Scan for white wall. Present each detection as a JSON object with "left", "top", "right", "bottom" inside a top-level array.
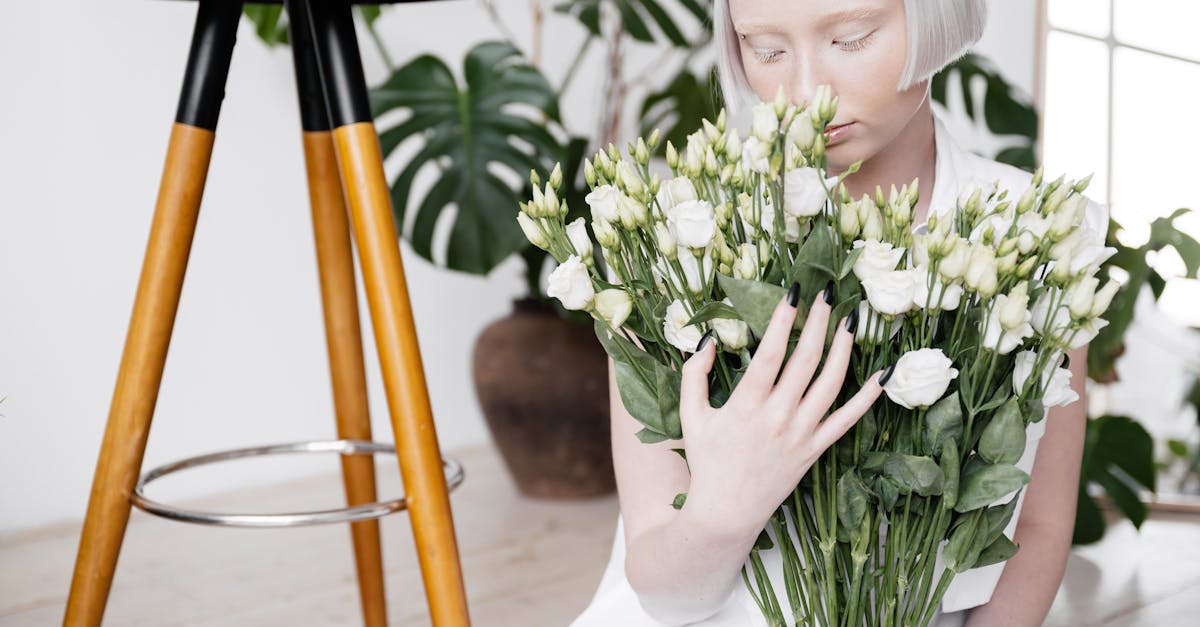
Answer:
[{"left": 0, "top": 0, "right": 1035, "bottom": 533}]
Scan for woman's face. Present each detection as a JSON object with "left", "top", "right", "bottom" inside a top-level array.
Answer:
[{"left": 728, "top": 0, "right": 927, "bottom": 170}]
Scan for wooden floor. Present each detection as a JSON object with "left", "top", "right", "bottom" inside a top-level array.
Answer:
[{"left": 2, "top": 442, "right": 1198, "bottom": 626}]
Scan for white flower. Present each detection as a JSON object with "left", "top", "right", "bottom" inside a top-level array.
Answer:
[
  {"left": 759, "top": 200, "right": 802, "bottom": 243},
  {"left": 663, "top": 299, "right": 704, "bottom": 353},
  {"left": 546, "top": 255, "right": 595, "bottom": 310},
  {"left": 566, "top": 217, "right": 592, "bottom": 258},
  {"left": 854, "top": 300, "right": 901, "bottom": 345},
  {"left": 1067, "top": 227, "right": 1117, "bottom": 275},
  {"left": 1012, "top": 350, "right": 1079, "bottom": 408},
  {"left": 938, "top": 237, "right": 971, "bottom": 281},
  {"left": 969, "top": 210, "right": 1014, "bottom": 243},
  {"left": 667, "top": 199, "right": 717, "bottom": 249},
  {"left": 852, "top": 239, "right": 905, "bottom": 281},
  {"left": 861, "top": 268, "right": 918, "bottom": 316},
  {"left": 982, "top": 289, "right": 1033, "bottom": 354},
  {"left": 585, "top": 185, "right": 621, "bottom": 223},
  {"left": 885, "top": 348, "right": 960, "bottom": 409},
  {"left": 1031, "top": 288, "right": 1068, "bottom": 338},
  {"left": 752, "top": 102, "right": 779, "bottom": 141},
  {"left": 711, "top": 298, "right": 750, "bottom": 350},
  {"left": 1067, "top": 317, "right": 1109, "bottom": 349},
  {"left": 517, "top": 212, "right": 548, "bottom": 249},
  {"left": 1016, "top": 212, "right": 1050, "bottom": 240},
  {"left": 654, "top": 245, "right": 714, "bottom": 295},
  {"left": 910, "top": 265, "right": 964, "bottom": 311},
  {"left": 741, "top": 135, "right": 771, "bottom": 173},
  {"left": 783, "top": 167, "right": 830, "bottom": 218},
  {"left": 656, "top": 176, "right": 698, "bottom": 212},
  {"left": 963, "top": 245, "right": 998, "bottom": 291},
  {"left": 594, "top": 288, "right": 633, "bottom": 329},
  {"left": 1066, "top": 276, "right": 1100, "bottom": 320}
]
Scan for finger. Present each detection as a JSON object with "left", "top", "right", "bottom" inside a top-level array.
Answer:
[
  {"left": 794, "top": 307, "right": 858, "bottom": 428},
  {"left": 811, "top": 365, "right": 892, "bottom": 450},
  {"left": 680, "top": 329, "right": 716, "bottom": 427},
  {"left": 772, "top": 280, "right": 835, "bottom": 409},
  {"left": 738, "top": 282, "right": 802, "bottom": 402}
]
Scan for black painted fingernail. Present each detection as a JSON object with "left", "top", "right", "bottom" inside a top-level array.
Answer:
[
  {"left": 695, "top": 329, "right": 714, "bottom": 352},
  {"left": 1061, "top": 354, "right": 1071, "bottom": 370},
  {"left": 878, "top": 363, "right": 896, "bottom": 386},
  {"left": 844, "top": 307, "right": 859, "bottom": 333},
  {"left": 787, "top": 281, "right": 800, "bottom": 308},
  {"left": 822, "top": 280, "right": 835, "bottom": 305}
]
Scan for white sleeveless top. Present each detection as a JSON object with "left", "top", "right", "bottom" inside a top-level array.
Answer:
[{"left": 571, "top": 110, "right": 1109, "bottom": 626}]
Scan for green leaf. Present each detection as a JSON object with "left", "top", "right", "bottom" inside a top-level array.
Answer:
[
  {"left": 924, "top": 392, "right": 963, "bottom": 456},
  {"left": 955, "top": 464, "right": 1030, "bottom": 512},
  {"left": 640, "top": 69, "right": 721, "bottom": 155},
  {"left": 1072, "top": 486, "right": 1106, "bottom": 544},
  {"left": 655, "top": 361, "right": 683, "bottom": 440},
  {"left": 684, "top": 301, "right": 742, "bottom": 327},
  {"left": 1096, "top": 467, "right": 1147, "bottom": 528},
  {"left": 979, "top": 398, "right": 1026, "bottom": 465},
  {"left": 864, "top": 453, "right": 944, "bottom": 497},
  {"left": 788, "top": 221, "right": 838, "bottom": 299},
  {"left": 981, "top": 496, "right": 1019, "bottom": 544},
  {"left": 940, "top": 441, "right": 961, "bottom": 511},
  {"left": 943, "top": 510, "right": 981, "bottom": 573},
  {"left": 715, "top": 274, "right": 801, "bottom": 340},
  {"left": 755, "top": 528, "right": 774, "bottom": 550},
  {"left": 671, "top": 492, "right": 688, "bottom": 510},
  {"left": 556, "top": 0, "right": 700, "bottom": 47},
  {"left": 973, "top": 534, "right": 1019, "bottom": 569},
  {"left": 371, "top": 41, "right": 563, "bottom": 274},
  {"left": 242, "top": 6, "right": 289, "bottom": 47},
  {"left": 837, "top": 470, "right": 872, "bottom": 533},
  {"left": 636, "top": 428, "right": 669, "bottom": 444},
  {"left": 838, "top": 246, "right": 864, "bottom": 280}
]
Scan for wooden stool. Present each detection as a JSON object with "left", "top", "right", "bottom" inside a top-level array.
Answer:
[{"left": 63, "top": 1, "right": 471, "bottom": 625}]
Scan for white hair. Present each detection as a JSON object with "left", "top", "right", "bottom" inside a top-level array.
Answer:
[{"left": 713, "top": 0, "right": 987, "bottom": 120}]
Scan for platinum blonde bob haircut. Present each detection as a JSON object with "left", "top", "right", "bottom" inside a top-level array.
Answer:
[{"left": 713, "top": 0, "right": 987, "bottom": 117}]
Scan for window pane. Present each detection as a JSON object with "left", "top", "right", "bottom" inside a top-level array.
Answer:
[
  {"left": 1043, "top": 31, "right": 1110, "bottom": 206},
  {"left": 1115, "top": 0, "right": 1200, "bottom": 62},
  {"left": 1048, "top": 0, "right": 1110, "bottom": 38},
  {"left": 1111, "top": 46, "right": 1200, "bottom": 226}
]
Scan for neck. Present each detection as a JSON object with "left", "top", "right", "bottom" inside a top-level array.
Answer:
[{"left": 838, "top": 95, "right": 937, "bottom": 228}]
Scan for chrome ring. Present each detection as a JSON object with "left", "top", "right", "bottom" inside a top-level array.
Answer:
[{"left": 130, "top": 439, "right": 464, "bottom": 528}]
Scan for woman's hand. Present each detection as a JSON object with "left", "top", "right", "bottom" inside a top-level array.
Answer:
[{"left": 678, "top": 280, "right": 892, "bottom": 537}]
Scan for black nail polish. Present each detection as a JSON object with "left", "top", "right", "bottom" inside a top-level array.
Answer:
[
  {"left": 878, "top": 363, "right": 896, "bottom": 386},
  {"left": 844, "top": 307, "right": 859, "bottom": 333},
  {"left": 822, "top": 280, "right": 835, "bottom": 305},
  {"left": 1061, "top": 354, "right": 1071, "bottom": 370},
  {"left": 695, "top": 329, "right": 714, "bottom": 352},
  {"left": 787, "top": 281, "right": 800, "bottom": 307}
]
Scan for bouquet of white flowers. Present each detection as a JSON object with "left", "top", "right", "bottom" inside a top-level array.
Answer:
[{"left": 515, "top": 85, "right": 1113, "bottom": 627}]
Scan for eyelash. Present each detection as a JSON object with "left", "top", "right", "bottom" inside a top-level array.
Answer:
[{"left": 749, "top": 31, "right": 876, "bottom": 64}]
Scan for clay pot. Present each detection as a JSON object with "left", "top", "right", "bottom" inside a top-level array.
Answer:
[{"left": 472, "top": 297, "right": 616, "bottom": 498}]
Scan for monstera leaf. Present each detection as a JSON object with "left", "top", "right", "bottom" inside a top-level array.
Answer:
[
  {"left": 370, "top": 41, "right": 564, "bottom": 274},
  {"left": 931, "top": 53, "right": 1038, "bottom": 172},
  {"left": 640, "top": 68, "right": 721, "bottom": 155},
  {"left": 554, "top": 0, "right": 708, "bottom": 47},
  {"left": 242, "top": 5, "right": 382, "bottom": 48}
]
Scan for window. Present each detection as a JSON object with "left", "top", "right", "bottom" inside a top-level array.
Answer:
[{"left": 1040, "top": 0, "right": 1200, "bottom": 325}]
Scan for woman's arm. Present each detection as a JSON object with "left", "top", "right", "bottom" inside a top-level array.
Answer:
[{"left": 965, "top": 345, "right": 1089, "bottom": 626}]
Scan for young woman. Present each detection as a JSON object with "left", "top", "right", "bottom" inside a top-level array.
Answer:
[{"left": 572, "top": 1, "right": 1107, "bottom": 625}]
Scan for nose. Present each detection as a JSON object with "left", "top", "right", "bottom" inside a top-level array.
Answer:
[{"left": 789, "top": 54, "right": 832, "bottom": 109}]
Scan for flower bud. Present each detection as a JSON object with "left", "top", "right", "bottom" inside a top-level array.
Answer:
[
  {"left": 725, "top": 131, "right": 742, "bottom": 161},
  {"left": 1017, "top": 186, "right": 1037, "bottom": 215},
  {"left": 997, "top": 237, "right": 1017, "bottom": 258},
  {"left": 1048, "top": 257, "right": 1072, "bottom": 284},
  {"left": 1073, "top": 173, "right": 1094, "bottom": 194},
  {"left": 811, "top": 132, "right": 825, "bottom": 162},
  {"left": 517, "top": 212, "right": 548, "bottom": 249},
  {"left": 583, "top": 159, "right": 597, "bottom": 187},
  {"left": 999, "top": 282, "right": 1030, "bottom": 330},
  {"left": 548, "top": 162, "right": 563, "bottom": 190},
  {"left": 654, "top": 222, "right": 676, "bottom": 259},
  {"left": 773, "top": 85, "right": 789, "bottom": 119},
  {"left": 1089, "top": 279, "right": 1120, "bottom": 318},
  {"left": 861, "top": 205, "right": 884, "bottom": 241},
  {"left": 648, "top": 128, "right": 661, "bottom": 150},
  {"left": 720, "top": 163, "right": 735, "bottom": 185},
  {"left": 839, "top": 204, "right": 861, "bottom": 240},
  {"left": 1043, "top": 184, "right": 1069, "bottom": 216},
  {"left": 1067, "top": 276, "right": 1100, "bottom": 320},
  {"left": 543, "top": 183, "right": 559, "bottom": 216},
  {"left": 705, "top": 146, "right": 720, "bottom": 177},
  {"left": 1032, "top": 166, "right": 1044, "bottom": 188},
  {"left": 1017, "top": 230, "right": 1037, "bottom": 254},
  {"left": 717, "top": 108, "right": 728, "bottom": 133},
  {"left": 665, "top": 141, "right": 679, "bottom": 169},
  {"left": 938, "top": 238, "right": 970, "bottom": 281},
  {"left": 593, "top": 219, "right": 619, "bottom": 249},
  {"left": 595, "top": 288, "right": 633, "bottom": 328},
  {"left": 978, "top": 271, "right": 998, "bottom": 299},
  {"left": 997, "top": 250, "right": 1019, "bottom": 276},
  {"left": 635, "top": 137, "right": 650, "bottom": 166},
  {"left": 758, "top": 238, "right": 770, "bottom": 264},
  {"left": 702, "top": 119, "right": 721, "bottom": 143},
  {"left": 529, "top": 169, "right": 541, "bottom": 189},
  {"left": 530, "top": 184, "right": 546, "bottom": 218}
]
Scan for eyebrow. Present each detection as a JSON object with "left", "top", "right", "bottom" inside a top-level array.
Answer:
[{"left": 735, "top": 6, "right": 883, "bottom": 35}]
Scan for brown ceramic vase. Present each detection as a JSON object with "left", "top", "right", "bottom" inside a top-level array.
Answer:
[{"left": 472, "top": 297, "right": 616, "bottom": 498}]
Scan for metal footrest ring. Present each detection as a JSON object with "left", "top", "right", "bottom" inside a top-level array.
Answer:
[{"left": 130, "top": 439, "right": 464, "bottom": 528}]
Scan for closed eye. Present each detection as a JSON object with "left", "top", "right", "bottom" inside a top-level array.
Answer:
[
  {"left": 752, "top": 49, "right": 783, "bottom": 64},
  {"left": 835, "top": 30, "right": 877, "bottom": 52}
]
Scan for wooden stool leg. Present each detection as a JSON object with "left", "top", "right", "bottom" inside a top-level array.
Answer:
[
  {"left": 292, "top": 0, "right": 471, "bottom": 624},
  {"left": 63, "top": 2, "right": 241, "bottom": 625},
  {"left": 288, "top": 12, "right": 387, "bottom": 625}
]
